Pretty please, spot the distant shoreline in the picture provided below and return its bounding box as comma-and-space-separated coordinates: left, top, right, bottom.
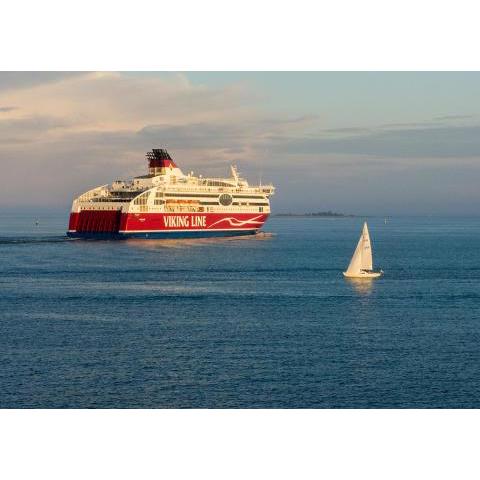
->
273, 212, 355, 218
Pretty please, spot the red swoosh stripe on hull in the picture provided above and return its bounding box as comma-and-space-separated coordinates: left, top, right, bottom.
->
68, 212, 269, 235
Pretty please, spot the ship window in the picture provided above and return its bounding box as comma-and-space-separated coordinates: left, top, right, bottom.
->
259, 207, 263, 212
206, 180, 234, 187
134, 192, 149, 205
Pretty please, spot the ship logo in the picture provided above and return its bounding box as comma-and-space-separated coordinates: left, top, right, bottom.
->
207, 215, 264, 229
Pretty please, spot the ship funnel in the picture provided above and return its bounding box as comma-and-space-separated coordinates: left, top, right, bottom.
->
147, 148, 177, 175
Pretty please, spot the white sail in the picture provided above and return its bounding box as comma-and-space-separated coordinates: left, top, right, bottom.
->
345, 222, 373, 274
361, 222, 373, 271
344, 221, 382, 279
345, 234, 363, 274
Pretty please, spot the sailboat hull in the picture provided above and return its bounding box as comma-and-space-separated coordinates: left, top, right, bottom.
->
343, 271, 383, 279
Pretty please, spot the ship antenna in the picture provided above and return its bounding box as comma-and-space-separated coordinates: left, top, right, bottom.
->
231, 164, 239, 186
259, 148, 266, 186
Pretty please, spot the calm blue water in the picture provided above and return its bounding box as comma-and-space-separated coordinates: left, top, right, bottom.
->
1, 212, 480, 408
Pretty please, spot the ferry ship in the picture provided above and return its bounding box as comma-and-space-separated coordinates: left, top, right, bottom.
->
67, 148, 275, 239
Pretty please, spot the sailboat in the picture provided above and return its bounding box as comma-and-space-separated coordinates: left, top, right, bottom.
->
343, 222, 383, 279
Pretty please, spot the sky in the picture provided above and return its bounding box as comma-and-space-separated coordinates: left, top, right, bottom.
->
1, 71, 480, 215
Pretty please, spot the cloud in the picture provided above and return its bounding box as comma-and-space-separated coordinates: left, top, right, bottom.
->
137, 116, 307, 149
0, 115, 73, 144
378, 121, 439, 129
0, 72, 270, 205
272, 125, 480, 158
0, 72, 87, 92
1, 71, 480, 215
433, 114, 474, 121
138, 123, 246, 148
0, 72, 259, 133
324, 127, 371, 134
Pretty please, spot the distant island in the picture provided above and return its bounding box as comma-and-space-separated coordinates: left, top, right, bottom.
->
274, 211, 355, 218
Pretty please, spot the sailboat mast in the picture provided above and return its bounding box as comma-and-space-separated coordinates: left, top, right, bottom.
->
361, 222, 373, 271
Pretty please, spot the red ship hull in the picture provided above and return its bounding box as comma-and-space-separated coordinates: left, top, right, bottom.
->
67, 211, 269, 239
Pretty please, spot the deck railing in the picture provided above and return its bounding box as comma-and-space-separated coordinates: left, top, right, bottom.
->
77, 183, 275, 206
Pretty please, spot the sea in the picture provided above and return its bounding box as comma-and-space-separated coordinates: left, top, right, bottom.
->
1, 211, 480, 408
